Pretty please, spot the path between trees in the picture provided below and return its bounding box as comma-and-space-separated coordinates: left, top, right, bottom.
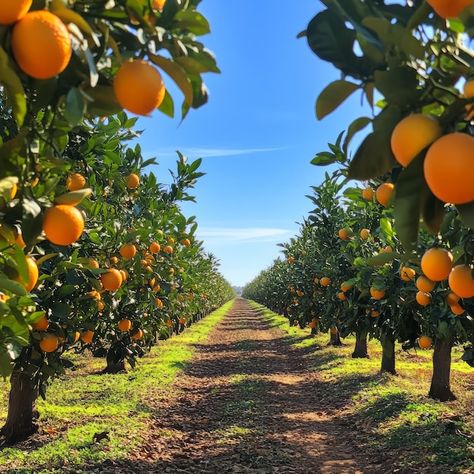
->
99, 298, 381, 473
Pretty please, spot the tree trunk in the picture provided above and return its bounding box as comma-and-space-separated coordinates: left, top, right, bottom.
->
103, 345, 126, 374
0, 370, 39, 446
352, 329, 369, 358
381, 336, 396, 374
311, 326, 318, 336
429, 337, 456, 402
329, 328, 342, 346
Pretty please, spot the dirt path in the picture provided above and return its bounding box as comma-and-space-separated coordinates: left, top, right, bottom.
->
100, 299, 373, 473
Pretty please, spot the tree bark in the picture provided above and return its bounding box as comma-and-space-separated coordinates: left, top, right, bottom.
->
103, 345, 126, 374
0, 369, 39, 445
381, 336, 396, 374
352, 329, 369, 358
329, 328, 342, 346
311, 326, 318, 337
429, 337, 456, 402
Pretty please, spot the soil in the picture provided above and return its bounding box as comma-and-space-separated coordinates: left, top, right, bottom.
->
96, 298, 383, 473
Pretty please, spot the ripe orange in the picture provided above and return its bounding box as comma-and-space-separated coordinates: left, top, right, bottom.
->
32, 315, 49, 331
153, 0, 166, 11
338, 228, 350, 240
370, 287, 385, 300
360, 228, 370, 240
320, 277, 331, 287
449, 265, 474, 298
416, 291, 431, 307
85, 258, 99, 269
179, 317, 186, 325
15, 229, 26, 249
376, 183, 394, 207
110, 256, 119, 265
0, 0, 32, 25
97, 300, 105, 312
464, 79, 474, 98
153, 284, 161, 293
126, 173, 140, 189
155, 298, 164, 309
66, 173, 86, 191
132, 329, 144, 340
114, 60, 166, 115
337, 292, 346, 301
81, 330, 94, 344
87, 290, 101, 300
362, 187, 373, 201
446, 292, 460, 306
418, 335, 433, 350
427, 0, 474, 18
120, 243, 137, 260
163, 245, 173, 254
149, 242, 161, 254
308, 320, 317, 329
451, 303, 465, 316
101, 269, 123, 291
416, 276, 435, 293
40, 334, 59, 353
120, 270, 128, 282
118, 319, 132, 332
421, 247, 453, 281
166, 319, 173, 328
400, 266, 416, 282
12, 10, 72, 79
72, 331, 80, 343
424, 133, 474, 204
391, 114, 441, 167
182, 238, 191, 247
371, 310, 380, 318
340, 281, 353, 293
16, 256, 39, 292
43, 205, 84, 246
380, 245, 393, 254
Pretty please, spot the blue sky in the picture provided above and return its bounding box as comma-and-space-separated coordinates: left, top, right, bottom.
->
138, 0, 367, 286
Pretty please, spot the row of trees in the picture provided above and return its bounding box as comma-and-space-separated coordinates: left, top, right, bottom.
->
244, 0, 474, 402
0, 0, 233, 445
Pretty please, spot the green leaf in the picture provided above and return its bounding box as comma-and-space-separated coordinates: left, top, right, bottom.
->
84, 85, 122, 117
174, 10, 210, 35
158, 89, 174, 118
64, 88, 86, 126
0, 277, 27, 296
343, 116, 371, 151
367, 252, 399, 267
316, 80, 359, 120
374, 67, 420, 106
457, 202, 474, 228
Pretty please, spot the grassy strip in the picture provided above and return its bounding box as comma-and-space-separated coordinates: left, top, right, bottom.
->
249, 301, 474, 473
0, 300, 234, 472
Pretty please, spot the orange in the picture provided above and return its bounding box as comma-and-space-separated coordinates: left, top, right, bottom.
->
359, 228, 370, 240
427, 0, 474, 18
120, 243, 137, 260
446, 292, 460, 306
400, 266, 416, 282
0, 0, 32, 25
340, 281, 353, 293
39, 334, 59, 353
81, 330, 94, 344
155, 298, 164, 309
308, 320, 317, 329
338, 228, 350, 240
416, 291, 431, 307
149, 242, 161, 254
451, 303, 465, 316
449, 265, 474, 298
163, 245, 173, 254
15, 230, 26, 249
114, 60, 166, 115
132, 329, 144, 340
32, 315, 49, 331
182, 238, 191, 247
85, 258, 99, 269
362, 187, 373, 201
72, 331, 80, 343
371, 310, 380, 318
87, 290, 101, 300
118, 319, 132, 332
296, 290, 304, 297
380, 245, 393, 254
66, 173, 86, 191
110, 256, 119, 265
43, 205, 84, 246
391, 114, 441, 167
16, 256, 39, 292
287, 256, 295, 264
337, 292, 346, 301
12, 10, 72, 79
97, 300, 105, 312
101, 269, 123, 291
370, 287, 385, 300
126, 173, 140, 189
320, 277, 331, 287
166, 319, 173, 328
153, 0, 166, 11
464, 80, 474, 98
153, 284, 161, 293
376, 183, 394, 207
418, 335, 433, 350
421, 248, 453, 281
120, 270, 128, 282
179, 317, 186, 325
424, 133, 474, 204
416, 276, 435, 293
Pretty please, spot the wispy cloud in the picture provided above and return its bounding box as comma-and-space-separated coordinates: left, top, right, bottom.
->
146, 146, 282, 159
197, 227, 291, 244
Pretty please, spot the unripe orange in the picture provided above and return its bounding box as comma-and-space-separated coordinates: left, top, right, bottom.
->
421, 248, 453, 282
376, 183, 394, 207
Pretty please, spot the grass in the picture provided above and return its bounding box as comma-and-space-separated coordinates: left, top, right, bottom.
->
250, 301, 474, 474
0, 300, 234, 473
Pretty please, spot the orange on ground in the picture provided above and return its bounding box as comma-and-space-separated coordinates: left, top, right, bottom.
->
424, 133, 474, 204
16, 256, 39, 292
126, 173, 140, 190
360, 228, 370, 240
320, 277, 331, 287
449, 265, 474, 298
451, 304, 465, 316
390, 114, 441, 167
81, 330, 94, 344
376, 183, 394, 207
163, 245, 173, 254
421, 247, 453, 281
12, 10, 72, 79
370, 287, 385, 300
66, 173, 86, 191
114, 60, 166, 115
149, 242, 160, 254
101, 269, 123, 291
0, 0, 32, 25
39, 334, 59, 353
418, 335, 433, 350
362, 187, 373, 201
416, 291, 431, 307
400, 266, 416, 282
32, 315, 49, 331
43, 205, 84, 246
120, 243, 137, 260
118, 319, 132, 332
416, 275, 435, 293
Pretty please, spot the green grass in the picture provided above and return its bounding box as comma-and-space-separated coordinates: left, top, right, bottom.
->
250, 301, 474, 474
0, 300, 234, 473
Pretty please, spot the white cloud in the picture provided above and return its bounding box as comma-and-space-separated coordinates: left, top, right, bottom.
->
197, 227, 291, 244
147, 146, 282, 159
